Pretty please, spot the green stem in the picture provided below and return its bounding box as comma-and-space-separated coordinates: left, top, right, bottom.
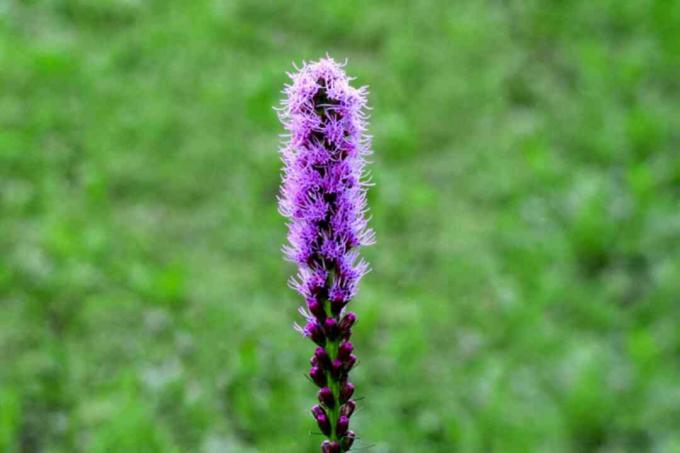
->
323, 269, 345, 448
326, 339, 340, 441
323, 297, 340, 441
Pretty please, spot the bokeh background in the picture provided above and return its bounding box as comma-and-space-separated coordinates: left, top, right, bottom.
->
2, 0, 680, 451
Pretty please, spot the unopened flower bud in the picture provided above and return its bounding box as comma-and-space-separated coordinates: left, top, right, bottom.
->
307, 298, 327, 321
340, 400, 356, 418
317, 387, 335, 409
313, 347, 331, 369
339, 312, 356, 338
336, 415, 349, 437
341, 431, 356, 450
323, 317, 339, 341
321, 440, 341, 453
305, 321, 326, 346
309, 366, 326, 387
337, 341, 353, 361
312, 405, 331, 436
329, 297, 347, 316
344, 354, 357, 371
340, 381, 354, 404
311, 404, 325, 418
331, 359, 344, 380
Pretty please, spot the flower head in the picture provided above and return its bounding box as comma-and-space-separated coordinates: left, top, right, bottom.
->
279, 57, 373, 303
279, 56, 372, 452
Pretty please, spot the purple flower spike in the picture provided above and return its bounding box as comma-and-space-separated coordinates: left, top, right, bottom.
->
279, 56, 373, 451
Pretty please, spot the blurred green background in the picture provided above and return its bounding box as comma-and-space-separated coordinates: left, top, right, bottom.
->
2, 0, 680, 451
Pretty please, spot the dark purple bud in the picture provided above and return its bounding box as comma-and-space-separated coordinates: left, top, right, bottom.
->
305, 321, 326, 346
340, 381, 355, 404
312, 405, 331, 436
316, 414, 331, 436
321, 440, 341, 453
309, 366, 326, 387
311, 404, 325, 418
337, 341, 353, 361
344, 354, 357, 371
313, 285, 329, 301
323, 317, 339, 341
336, 415, 350, 437
339, 312, 356, 328
313, 347, 331, 369
341, 431, 356, 451
340, 400, 356, 418
307, 272, 327, 294
317, 386, 335, 408
307, 298, 326, 321
339, 312, 356, 338
331, 359, 344, 380
330, 297, 346, 316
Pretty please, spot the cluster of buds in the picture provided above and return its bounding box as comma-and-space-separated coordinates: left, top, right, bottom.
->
278, 57, 373, 451
307, 321, 358, 450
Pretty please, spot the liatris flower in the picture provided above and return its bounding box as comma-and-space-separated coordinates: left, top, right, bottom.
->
277, 56, 374, 451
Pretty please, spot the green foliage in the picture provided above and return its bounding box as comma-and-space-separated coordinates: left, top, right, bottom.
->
0, 387, 21, 452
1, 0, 679, 451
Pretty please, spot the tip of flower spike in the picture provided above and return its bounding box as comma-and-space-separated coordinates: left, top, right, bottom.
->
280, 55, 368, 119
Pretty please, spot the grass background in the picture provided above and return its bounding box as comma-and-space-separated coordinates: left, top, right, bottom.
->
2, 0, 680, 451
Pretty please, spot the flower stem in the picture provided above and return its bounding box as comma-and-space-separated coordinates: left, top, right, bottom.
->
327, 338, 340, 441
324, 294, 340, 442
